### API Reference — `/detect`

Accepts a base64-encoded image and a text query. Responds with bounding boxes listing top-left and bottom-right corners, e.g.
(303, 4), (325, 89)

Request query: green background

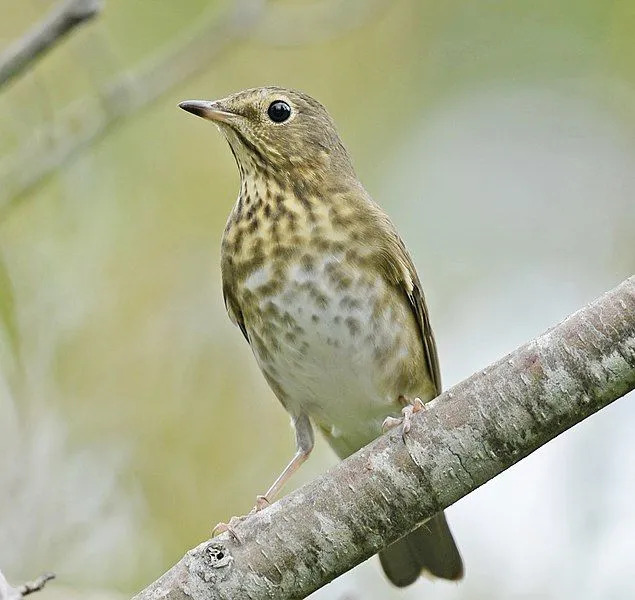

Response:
(1, 1), (634, 598)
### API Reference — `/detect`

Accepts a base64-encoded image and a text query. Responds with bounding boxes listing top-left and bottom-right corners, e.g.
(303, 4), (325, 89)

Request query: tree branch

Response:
(0, 0), (102, 89)
(0, 571), (54, 600)
(132, 277), (635, 600)
(0, 0), (391, 219)
(0, 0), (264, 219)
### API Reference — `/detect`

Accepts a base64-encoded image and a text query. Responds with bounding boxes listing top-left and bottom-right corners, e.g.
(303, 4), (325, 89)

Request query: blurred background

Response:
(0, 0), (634, 598)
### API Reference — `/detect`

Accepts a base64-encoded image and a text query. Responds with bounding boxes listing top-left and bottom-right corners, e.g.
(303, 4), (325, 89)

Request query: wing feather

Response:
(374, 224), (442, 395)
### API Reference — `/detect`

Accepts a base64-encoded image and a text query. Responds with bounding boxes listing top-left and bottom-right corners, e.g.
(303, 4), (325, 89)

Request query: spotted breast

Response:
(221, 171), (434, 459)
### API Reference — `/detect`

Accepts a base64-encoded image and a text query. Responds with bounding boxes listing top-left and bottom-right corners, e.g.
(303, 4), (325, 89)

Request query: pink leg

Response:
(212, 414), (314, 539)
(254, 413), (314, 509)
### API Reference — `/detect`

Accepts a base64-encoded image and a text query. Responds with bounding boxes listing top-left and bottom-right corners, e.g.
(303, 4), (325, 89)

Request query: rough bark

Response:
(133, 277), (635, 600)
(0, 0), (102, 89)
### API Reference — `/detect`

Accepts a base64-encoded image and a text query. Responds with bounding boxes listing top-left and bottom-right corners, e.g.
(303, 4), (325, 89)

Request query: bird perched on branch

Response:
(179, 87), (463, 587)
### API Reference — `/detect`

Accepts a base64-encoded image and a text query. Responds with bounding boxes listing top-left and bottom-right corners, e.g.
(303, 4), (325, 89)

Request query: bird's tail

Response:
(378, 511), (463, 587)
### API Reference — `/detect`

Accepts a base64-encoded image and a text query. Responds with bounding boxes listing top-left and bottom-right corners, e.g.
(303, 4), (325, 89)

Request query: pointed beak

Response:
(178, 100), (237, 124)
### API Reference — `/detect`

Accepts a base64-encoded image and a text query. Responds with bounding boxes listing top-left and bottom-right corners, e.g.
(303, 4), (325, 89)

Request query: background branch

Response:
(0, 0), (102, 89)
(0, 0), (390, 219)
(0, 570), (54, 600)
(0, 0), (264, 219)
(132, 276), (635, 600)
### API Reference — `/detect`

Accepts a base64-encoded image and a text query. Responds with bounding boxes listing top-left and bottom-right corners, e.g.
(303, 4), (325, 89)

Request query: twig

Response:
(0, 0), (265, 219)
(132, 277), (635, 600)
(0, 571), (55, 600)
(16, 573), (55, 598)
(0, 0), (102, 89)
(0, 0), (391, 219)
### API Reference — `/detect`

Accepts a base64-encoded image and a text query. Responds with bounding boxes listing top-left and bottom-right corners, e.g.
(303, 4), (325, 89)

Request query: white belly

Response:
(242, 257), (411, 456)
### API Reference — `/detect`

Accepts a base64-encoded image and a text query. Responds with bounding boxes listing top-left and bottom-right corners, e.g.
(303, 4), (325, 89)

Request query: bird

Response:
(178, 87), (463, 587)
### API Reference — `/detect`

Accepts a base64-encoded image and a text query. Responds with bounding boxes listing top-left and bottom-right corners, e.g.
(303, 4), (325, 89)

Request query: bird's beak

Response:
(178, 100), (237, 124)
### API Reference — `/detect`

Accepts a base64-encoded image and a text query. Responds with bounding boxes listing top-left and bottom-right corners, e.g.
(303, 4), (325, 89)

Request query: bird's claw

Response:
(382, 416), (403, 432)
(254, 495), (270, 512)
(212, 495), (272, 542)
(212, 515), (244, 542)
(382, 397), (426, 439)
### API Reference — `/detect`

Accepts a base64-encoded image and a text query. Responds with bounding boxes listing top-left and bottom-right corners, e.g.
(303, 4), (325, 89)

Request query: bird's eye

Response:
(267, 100), (291, 123)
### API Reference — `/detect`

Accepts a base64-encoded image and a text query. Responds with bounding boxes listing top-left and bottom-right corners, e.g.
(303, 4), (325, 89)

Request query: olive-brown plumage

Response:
(179, 87), (463, 586)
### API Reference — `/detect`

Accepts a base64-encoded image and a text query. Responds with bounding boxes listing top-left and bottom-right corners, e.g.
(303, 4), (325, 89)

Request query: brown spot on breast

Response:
(281, 311), (297, 328)
(233, 252), (266, 280)
(300, 253), (315, 273)
(326, 337), (341, 348)
(331, 241), (346, 253)
(271, 245), (295, 261)
(345, 316), (361, 337)
(263, 301), (281, 319)
(340, 296), (361, 310)
(325, 262), (353, 291)
(314, 291), (329, 309)
(233, 228), (244, 253)
(252, 237), (263, 252)
(289, 210), (299, 226)
(256, 279), (284, 297)
(311, 237), (330, 253)
(345, 248), (362, 263)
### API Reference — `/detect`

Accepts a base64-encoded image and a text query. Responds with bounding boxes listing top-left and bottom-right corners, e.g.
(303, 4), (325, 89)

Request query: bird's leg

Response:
(382, 396), (426, 438)
(212, 414), (314, 541)
(255, 413), (314, 510)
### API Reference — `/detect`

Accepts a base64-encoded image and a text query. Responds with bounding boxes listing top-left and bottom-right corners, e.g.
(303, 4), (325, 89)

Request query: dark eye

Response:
(267, 100), (291, 123)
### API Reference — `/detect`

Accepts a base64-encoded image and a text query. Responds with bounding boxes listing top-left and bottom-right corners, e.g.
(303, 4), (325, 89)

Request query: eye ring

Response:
(267, 100), (292, 123)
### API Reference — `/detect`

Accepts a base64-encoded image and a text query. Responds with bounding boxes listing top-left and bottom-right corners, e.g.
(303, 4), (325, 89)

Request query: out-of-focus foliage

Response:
(0, 1), (634, 598)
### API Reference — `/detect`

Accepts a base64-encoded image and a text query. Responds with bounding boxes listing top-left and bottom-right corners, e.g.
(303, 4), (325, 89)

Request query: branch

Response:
(133, 277), (635, 600)
(0, 0), (264, 219)
(0, 0), (102, 89)
(0, 571), (54, 600)
(0, 0), (390, 219)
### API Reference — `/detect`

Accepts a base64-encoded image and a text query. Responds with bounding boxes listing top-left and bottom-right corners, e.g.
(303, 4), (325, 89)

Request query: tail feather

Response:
(378, 512), (463, 587)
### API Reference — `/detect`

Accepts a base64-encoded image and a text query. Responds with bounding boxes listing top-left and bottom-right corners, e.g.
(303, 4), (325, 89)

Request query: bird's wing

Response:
(376, 230), (442, 396)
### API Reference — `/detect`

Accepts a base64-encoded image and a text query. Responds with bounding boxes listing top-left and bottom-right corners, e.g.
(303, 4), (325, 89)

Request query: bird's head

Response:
(179, 87), (356, 185)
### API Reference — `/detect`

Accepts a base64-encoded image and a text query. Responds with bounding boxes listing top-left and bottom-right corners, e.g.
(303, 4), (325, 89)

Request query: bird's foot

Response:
(212, 515), (245, 542)
(212, 495), (271, 542)
(254, 495), (270, 512)
(382, 397), (426, 439)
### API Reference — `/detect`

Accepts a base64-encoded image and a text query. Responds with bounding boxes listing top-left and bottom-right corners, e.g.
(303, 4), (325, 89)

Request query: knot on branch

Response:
(193, 542), (234, 583)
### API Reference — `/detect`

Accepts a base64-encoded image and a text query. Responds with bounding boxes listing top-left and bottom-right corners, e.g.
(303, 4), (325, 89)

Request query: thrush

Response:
(179, 87), (464, 587)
